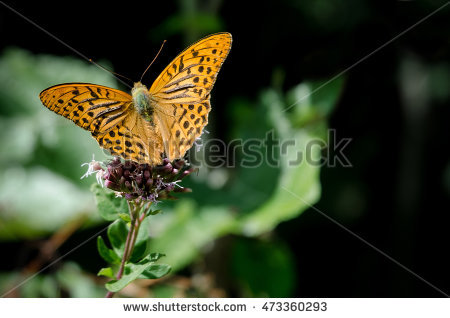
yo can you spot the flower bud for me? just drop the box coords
[165,183,175,192]
[173,159,185,170]
[92,162,103,171]
[88,156,194,202]
[174,187,192,193]
[162,163,173,174]
[135,174,143,186]
[179,168,196,180]
[115,166,123,178]
[105,179,119,191]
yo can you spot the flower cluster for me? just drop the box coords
[83,157,195,202]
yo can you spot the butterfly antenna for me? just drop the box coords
[89,59,134,84]
[140,40,167,82]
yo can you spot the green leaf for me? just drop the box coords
[147,209,162,216]
[97,267,115,278]
[97,236,121,264]
[239,129,321,235]
[138,264,171,279]
[239,88,322,236]
[91,184,129,221]
[105,255,168,292]
[290,77,345,124]
[118,213,131,223]
[107,219,128,257]
[148,253,166,262]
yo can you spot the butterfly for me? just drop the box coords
[39,32,232,165]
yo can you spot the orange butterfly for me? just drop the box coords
[39,33,232,165]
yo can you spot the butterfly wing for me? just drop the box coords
[40,83,164,164]
[149,32,232,160]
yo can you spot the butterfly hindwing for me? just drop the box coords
[155,100,210,160]
[97,111,164,164]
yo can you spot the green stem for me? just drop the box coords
[105,200,140,298]
[125,218,140,261]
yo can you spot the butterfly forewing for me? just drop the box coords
[150,32,231,103]
[39,84,132,132]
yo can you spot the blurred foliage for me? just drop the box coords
[0,46,342,296]
[231,237,297,297]
[150,0,225,44]
[0,262,105,298]
[0,48,120,240]
[0,0,448,299]
[0,0,351,294]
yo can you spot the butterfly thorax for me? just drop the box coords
[132,82,154,123]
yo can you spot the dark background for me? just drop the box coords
[0,0,449,297]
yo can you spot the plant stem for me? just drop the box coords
[105,200,140,298]
[125,218,140,261]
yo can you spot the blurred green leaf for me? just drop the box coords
[118,213,131,223]
[20,275,59,298]
[239,79,345,235]
[151,285,177,298]
[147,209,162,216]
[97,236,121,265]
[91,184,128,221]
[0,167,96,240]
[287,77,345,130]
[149,200,237,271]
[107,219,128,258]
[231,238,296,297]
[56,262,105,297]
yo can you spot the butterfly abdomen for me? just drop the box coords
[131,82,154,122]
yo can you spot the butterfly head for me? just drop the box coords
[131,82,154,121]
